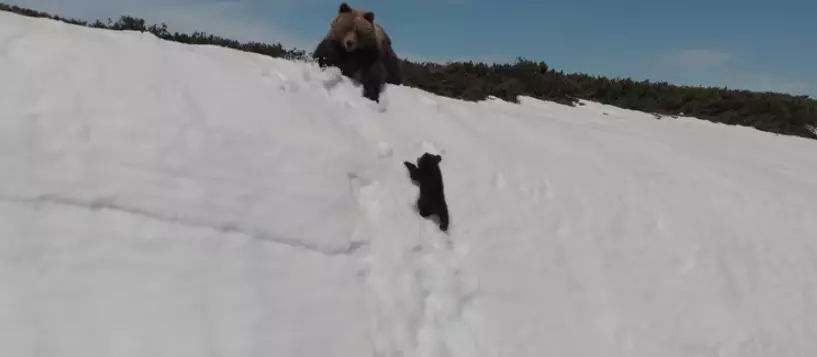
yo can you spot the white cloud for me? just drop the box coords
[661,48,733,69]
[653,48,812,96]
[399,51,513,65]
[667,71,810,97]
[723,72,809,95]
[4,0,311,49]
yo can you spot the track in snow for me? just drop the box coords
[343,106,487,357]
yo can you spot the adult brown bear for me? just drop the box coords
[312,2,403,102]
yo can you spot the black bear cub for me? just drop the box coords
[404,152,449,232]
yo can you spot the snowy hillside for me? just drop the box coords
[3,10,817,357]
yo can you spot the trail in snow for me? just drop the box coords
[3,9,817,357]
[341,96,486,356]
[351,158,484,357]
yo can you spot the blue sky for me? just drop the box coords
[7,0,816,97]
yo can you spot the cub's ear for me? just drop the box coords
[363,11,375,22]
[432,154,442,164]
[338,2,352,13]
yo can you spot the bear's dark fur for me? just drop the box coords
[404,152,450,232]
[312,2,402,102]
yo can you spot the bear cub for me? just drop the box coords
[404,152,450,232]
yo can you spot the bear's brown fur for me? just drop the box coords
[312,2,402,102]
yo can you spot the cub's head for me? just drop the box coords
[328,2,377,52]
[417,153,442,169]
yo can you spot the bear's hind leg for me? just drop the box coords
[417,198,433,218]
[437,207,449,231]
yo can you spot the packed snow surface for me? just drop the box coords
[2,10,817,357]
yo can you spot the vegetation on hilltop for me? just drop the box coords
[2,2,815,140]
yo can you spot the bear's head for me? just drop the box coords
[417,153,442,168]
[403,153,442,184]
[328,2,378,52]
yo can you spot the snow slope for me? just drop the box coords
[2,10,817,357]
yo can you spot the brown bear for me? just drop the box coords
[312,2,403,103]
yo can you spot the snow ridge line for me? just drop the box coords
[0,194,367,256]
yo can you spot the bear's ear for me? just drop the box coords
[432,154,442,164]
[338,2,352,13]
[363,11,375,23]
